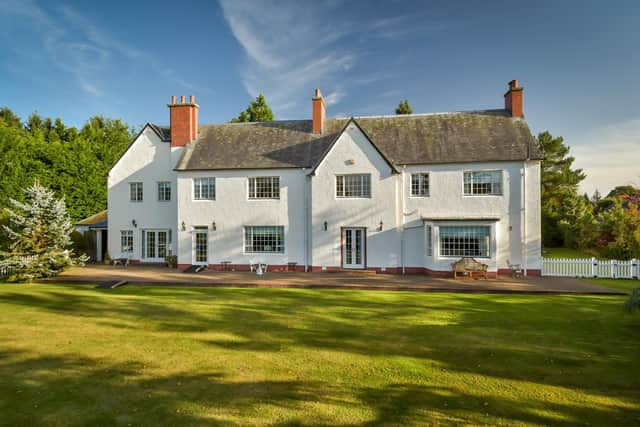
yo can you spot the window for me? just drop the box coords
[158,181,171,201]
[193,177,216,200]
[130,182,143,202]
[439,226,490,258]
[248,176,280,199]
[426,225,433,256]
[120,230,133,252]
[463,171,503,195]
[244,226,285,253]
[336,174,371,198]
[411,173,430,197]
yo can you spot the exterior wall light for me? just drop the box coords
[323,221,328,231]
[132,219,137,228]
[181,221,186,231]
[211,221,217,231]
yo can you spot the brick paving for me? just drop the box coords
[43,265,626,295]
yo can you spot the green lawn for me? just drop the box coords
[588,278,640,294]
[0,284,639,426]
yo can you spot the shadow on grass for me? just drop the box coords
[1,285,639,425]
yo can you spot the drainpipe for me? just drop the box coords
[304,170,310,272]
[522,161,528,277]
[401,166,406,274]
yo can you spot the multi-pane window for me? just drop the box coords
[130,182,143,202]
[439,226,491,258]
[193,177,216,200]
[157,181,171,201]
[336,174,371,198]
[411,173,430,197]
[463,171,503,195]
[426,225,433,256]
[248,176,280,199]
[244,226,285,253]
[194,226,208,263]
[120,230,133,252]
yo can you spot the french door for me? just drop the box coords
[342,227,365,269]
[142,230,170,262]
[193,227,208,265]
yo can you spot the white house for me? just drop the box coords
[107,81,542,276]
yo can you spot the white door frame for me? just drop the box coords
[192,228,209,265]
[342,227,366,269]
[141,229,170,262]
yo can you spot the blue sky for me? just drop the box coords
[0,0,638,194]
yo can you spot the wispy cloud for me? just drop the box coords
[219,0,440,116]
[0,0,197,97]
[573,118,640,195]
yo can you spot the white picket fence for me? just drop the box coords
[542,257,639,279]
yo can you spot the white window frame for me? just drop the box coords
[193,177,216,200]
[243,226,285,254]
[336,174,372,198]
[438,225,491,258]
[248,176,280,200]
[157,181,171,202]
[410,173,430,197]
[463,170,503,196]
[129,182,143,202]
[120,230,133,253]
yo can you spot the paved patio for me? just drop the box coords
[45,264,624,294]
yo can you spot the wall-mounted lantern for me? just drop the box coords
[323,221,328,231]
[211,221,217,231]
[132,219,137,228]
[181,221,186,231]
[378,221,383,231]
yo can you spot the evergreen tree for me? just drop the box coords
[537,131,587,247]
[1,182,87,282]
[395,100,413,115]
[231,94,274,122]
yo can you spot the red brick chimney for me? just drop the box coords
[312,88,325,134]
[168,95,199,147]
[504,80,524,118]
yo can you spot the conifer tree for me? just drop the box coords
[395,100,413,115]
[231,94,274,122]
[1,182,87,282]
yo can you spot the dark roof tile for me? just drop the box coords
[175,110,542,171]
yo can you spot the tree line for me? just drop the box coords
[0,108,133,245]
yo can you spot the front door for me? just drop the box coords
[142,230,170,262]
[193,228,208,265]
[342,227,365,269]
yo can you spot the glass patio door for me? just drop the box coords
[193,227,208,265]
[343,227,365,269]
[142,230,170,261]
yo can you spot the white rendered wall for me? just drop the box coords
[107,127,181,260]
[176,169,307,267]
[400,161,541,272]
[524,160,542,271]
[310,123,401,269]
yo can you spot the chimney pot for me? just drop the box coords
[312,88,326,134]
[504,80,524,118]
[169,95,199,147]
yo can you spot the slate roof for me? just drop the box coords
[174,110,542,171]
[148,124,171,141]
